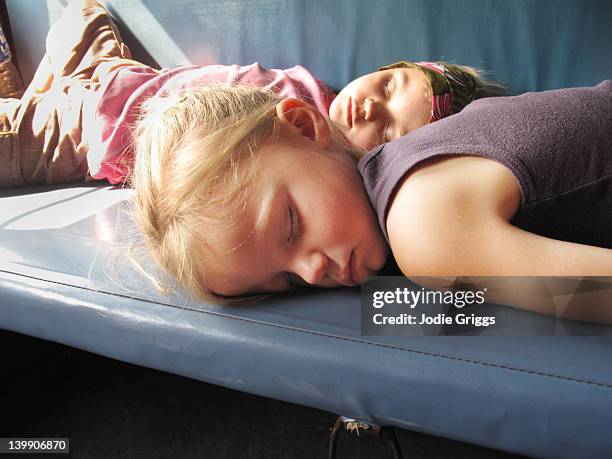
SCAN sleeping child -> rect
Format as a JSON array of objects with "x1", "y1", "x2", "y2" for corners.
[{"x1": 0, "y1": 0, "x2": 495, "y2": 188}]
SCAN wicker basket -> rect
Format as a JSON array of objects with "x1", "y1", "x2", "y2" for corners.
[
  {"x1": 0, "y1": 21, "x2": 24, "y2": 99},
  {"x1": 0, "y1": 59, "x2": 23, "y2": 99}
]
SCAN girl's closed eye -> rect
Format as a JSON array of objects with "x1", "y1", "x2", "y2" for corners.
[
  {"x1": 287, "y1": 205, "x2": 299, "y2": 243},
  {"x1": 382, "y1": 79, "x2": 393, "y2": 142},
  {"x1": 285, "y1": 206, "x2": 302, "y2": 289}
]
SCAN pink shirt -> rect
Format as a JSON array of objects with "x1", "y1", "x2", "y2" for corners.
[{"x1": 87, "y1": 63, "x2": 336, "y2": 184}]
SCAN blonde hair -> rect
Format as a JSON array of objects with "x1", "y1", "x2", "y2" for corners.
[{"x1": 129, "y1": 85, "x2": 355, "y2": 305}]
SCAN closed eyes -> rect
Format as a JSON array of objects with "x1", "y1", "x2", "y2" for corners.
[
  {"x1": 284, "y1": 206, "x2": 300, "y2": 290},
  {"x1": 287, "y1": 206, "x2": 299, "y2": 243},
  {"x1": 382, "y1": 79, "x2": 393, "y2": 142}
]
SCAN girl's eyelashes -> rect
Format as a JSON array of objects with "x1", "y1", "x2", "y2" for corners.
[
  {"x1": 284, "y1": 206, "x2": 300, "y2": 290},
  {"x1": 383, "y1": 79, "x2": 392, "y2": 142},
  {"x1": 384, "y1": 79, "x2": 390, "y2": 99},
  {"x1": 287, "y1": 205, "x2": 299, "y2": 243}
]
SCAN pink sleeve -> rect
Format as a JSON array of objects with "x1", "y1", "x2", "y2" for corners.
[{"x1": 88, "y1": 63, "x2": 336, "y2": 184}]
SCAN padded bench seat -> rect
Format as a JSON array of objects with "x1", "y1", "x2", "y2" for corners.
[{"x1": 1, "y1": 185, "x2": 612, "y2": 458}]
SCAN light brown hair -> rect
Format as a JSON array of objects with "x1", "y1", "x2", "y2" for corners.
[{"x1": 129, "y1": 85, "x2": 355, "y2": 305}]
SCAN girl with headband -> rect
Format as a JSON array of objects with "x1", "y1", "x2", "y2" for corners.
[
  {"x1": 328, "y1": 60, "x2": 505, "y2": 150},
  {"x1": 0, "y1": 0, "x2": 495, "y2": 187}
]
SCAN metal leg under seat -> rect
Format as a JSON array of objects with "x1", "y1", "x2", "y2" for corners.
[{"x1": 328, "y1": 416, "x2": 404, "y2": 459}]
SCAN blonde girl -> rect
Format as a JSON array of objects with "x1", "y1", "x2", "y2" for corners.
[{"x1": 131, "y1": 79, "x2": 612, "y2": 324}]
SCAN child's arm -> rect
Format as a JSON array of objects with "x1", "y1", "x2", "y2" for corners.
[
  {"x1": 390, "y1": 208, "x2": 612, "y2": 277},
  {"x1": 386, "y1": 156, "x2": 612, "y2": 324},
  {"x1": 409, "y1": 275, "x2": 612, "y2": 325}
]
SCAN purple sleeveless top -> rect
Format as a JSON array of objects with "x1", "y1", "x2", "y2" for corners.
[{"x1": 358, "y1": 81, "x2": 612, "y2": 249}]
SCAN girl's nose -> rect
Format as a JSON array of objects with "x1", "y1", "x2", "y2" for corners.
[{"x1": 294, "y1": 251, "x2": 328, "y2": 285}]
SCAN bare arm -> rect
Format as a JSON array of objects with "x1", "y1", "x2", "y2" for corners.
[
  {"x1": 386, "y1": 156, "x2": 612, "y2": 324},
  {"x1": 405, "y1": 275, "x2": 612, "y2": 325}
]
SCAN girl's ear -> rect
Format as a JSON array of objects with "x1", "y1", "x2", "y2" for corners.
[{"x1": 276, "y1": 98, "x2": 330, "y2": 148}]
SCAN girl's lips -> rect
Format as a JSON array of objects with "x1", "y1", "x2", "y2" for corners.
[{"x1": 346, "y1": 97, "x2": 353, "y2": 128}]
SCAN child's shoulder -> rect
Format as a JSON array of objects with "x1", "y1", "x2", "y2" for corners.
[
  {"x1": 386, "y1": 155, "x2": 522, "y2": 274},
  {"x1": 387, "y1": 154, "x2": 521, "y2": 235}
]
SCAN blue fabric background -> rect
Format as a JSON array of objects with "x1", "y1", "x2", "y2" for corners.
[{"x1": 9, "y1": 0, "x2": 612, "y2": 93}]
